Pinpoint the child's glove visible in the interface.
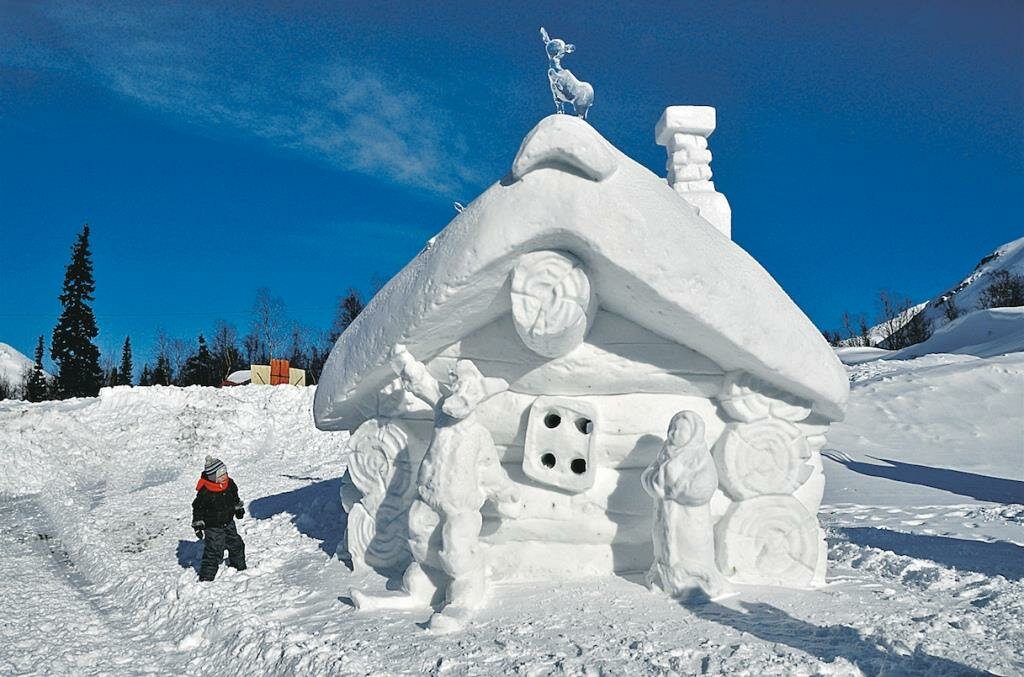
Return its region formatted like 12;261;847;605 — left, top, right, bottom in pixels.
192;520;205;539
234;501;245;519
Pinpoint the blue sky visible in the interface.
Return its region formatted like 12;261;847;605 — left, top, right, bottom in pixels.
1;1;1021;368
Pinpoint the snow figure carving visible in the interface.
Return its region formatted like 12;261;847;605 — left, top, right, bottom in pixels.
715;495;823;587
642;411;732;599
712;419;813;500
341;419;413;570
540;27;594;119
511;251;595;357
350;345;518;633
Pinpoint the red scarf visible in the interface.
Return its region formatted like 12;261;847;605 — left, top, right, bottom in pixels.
196;475;230;493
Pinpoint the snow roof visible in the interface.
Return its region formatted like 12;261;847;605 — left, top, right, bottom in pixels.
314;115;848;430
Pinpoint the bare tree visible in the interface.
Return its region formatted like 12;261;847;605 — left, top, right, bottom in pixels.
0;374;22;401
242;332;263;365
877;290;931;350
822;329;842;347
840;311;869;347
251;288;287;361
287;324;309;370
977;270;1024;309
167;338;191;383
942;297;961;322
211;321;244;378
100;352;117;387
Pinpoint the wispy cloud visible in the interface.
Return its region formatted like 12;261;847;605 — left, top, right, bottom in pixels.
33;2;482;195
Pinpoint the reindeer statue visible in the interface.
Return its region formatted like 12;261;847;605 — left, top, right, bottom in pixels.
540;27;594;120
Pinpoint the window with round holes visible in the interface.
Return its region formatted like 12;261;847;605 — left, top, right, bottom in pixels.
570;458;587;474
544;413;561;429
540;452;556;468
575;417;592;434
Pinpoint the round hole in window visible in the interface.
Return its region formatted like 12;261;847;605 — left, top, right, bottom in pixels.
540;452;556;468
570;458;587;475
544;413;561;429
575;418;593;434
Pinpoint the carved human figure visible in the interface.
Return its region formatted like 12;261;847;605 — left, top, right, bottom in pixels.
641;410;732;600
350;345;517;632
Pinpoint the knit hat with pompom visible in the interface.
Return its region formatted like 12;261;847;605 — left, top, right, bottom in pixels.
202;455;227;482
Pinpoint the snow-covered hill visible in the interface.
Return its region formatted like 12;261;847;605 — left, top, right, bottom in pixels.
1;369;1021;674
838;306;1024;365
0;342;34;388
922;237;1024;328
852;237;1024;348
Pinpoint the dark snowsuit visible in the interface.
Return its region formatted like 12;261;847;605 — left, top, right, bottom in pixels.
192;477;246;581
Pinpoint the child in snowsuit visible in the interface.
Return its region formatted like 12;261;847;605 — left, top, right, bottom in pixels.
191;456;246;581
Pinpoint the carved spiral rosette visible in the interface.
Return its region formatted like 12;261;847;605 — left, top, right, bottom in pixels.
345;419;411;513
343;419;413;570
510;250;595;358
713;419;812;500
719;371;812;423
715;496;822;586
345;503;376;570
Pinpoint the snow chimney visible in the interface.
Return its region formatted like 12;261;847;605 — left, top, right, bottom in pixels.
656;106;732;239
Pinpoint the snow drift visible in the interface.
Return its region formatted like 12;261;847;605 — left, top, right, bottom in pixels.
1;368;1021;674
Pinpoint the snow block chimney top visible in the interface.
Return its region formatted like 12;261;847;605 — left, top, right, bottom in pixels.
656;106;732;240
656;105;717;143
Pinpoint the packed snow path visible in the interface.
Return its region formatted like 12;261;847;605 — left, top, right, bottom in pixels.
1;358;1021;675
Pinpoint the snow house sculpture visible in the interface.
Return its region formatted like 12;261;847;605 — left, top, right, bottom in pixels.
313;109;849;627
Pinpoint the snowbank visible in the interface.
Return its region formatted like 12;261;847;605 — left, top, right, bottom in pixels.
888;307;1024;360
1;371;1021;674
836;307;1023;365
0;385;337;497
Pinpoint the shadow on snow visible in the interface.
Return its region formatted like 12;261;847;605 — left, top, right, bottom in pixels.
176;539;202;573
249;477;346;558
832;526;1024;581
683;599;985;676
823;450;1024;504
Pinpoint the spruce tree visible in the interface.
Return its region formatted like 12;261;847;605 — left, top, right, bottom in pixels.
118;336;134;386
330;289;364;341
139;364;153;386
51;224;102;398
180;335;218;386
151;352;172;386
287;327;306;370
25;336;50;402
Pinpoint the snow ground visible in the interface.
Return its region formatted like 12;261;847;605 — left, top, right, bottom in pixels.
1;357;1022;675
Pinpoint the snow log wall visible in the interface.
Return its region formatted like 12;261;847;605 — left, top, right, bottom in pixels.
342;309;829;583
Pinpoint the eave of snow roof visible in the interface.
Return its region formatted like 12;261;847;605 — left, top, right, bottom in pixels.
314;115;848;431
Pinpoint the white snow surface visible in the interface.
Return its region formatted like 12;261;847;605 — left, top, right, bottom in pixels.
2;361;1022;674
0;342;35;387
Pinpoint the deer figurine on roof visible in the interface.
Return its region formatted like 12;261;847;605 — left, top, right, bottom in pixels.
540;27;594;120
